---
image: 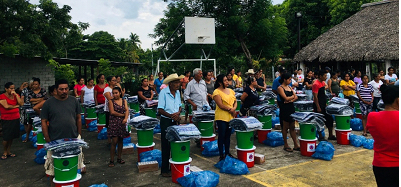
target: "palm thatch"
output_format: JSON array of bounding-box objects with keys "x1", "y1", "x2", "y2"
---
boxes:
[{"x1": 293, "y1": 0, "x2": 399, "y2": 63}]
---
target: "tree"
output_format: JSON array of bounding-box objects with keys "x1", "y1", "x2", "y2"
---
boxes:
[
  {"x1": 0, "y1": 0, "x2": 86, "y2": 60},
  {"x1": 151, "y1": 0, "x2": 288, "y2": 71},
  {"x1": 47, "y1": 59, "x2": 75, "y2": 83}
]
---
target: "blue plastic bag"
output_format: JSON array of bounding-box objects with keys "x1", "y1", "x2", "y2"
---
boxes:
[
  {"x1": 275, "y1": 109, "x2": 280, "y2": 116},
  {"x1": 123, "y1": 137, "x2": 131, "y2": 143},
  {"x1": 81, "y1": 115, "x2": 85, "y2": 126},
  {"x1": 89, "y1": 184, "x2": 108, "y2": 187},
  {"x1": 350, "y1": 118, "x2": 363, "y2": 131},
  {"x1": 202, "y1": 140, "x2": 224, "y2": 157},
  {"x1": 140, "y1": 149, "x2": 162, "y2": 168},
  {"x1": 214, "y1": 156, "x2": 249, "y2": 175},
  {"x1": 316, "y1": 130, "x2": 325, "y2": 139},
  {"x1": 312, "y1": 152, "x2": 334, "y2": 161},
  {"x1": 21, "y1": 131, "x2": 33, "y2": 141},
  {"x1": 97, "y1": 128, "x2": 108, "y2": 140},
  {"x1": 177, "y1": 171, "x2": 220, "y2": 187},
  {"x1": 312, "y1": 141, "x2": 335, "y2": 161},
  {"x1": 87, "y1": 120, "x2": 98, "y2": 132},
  {"x1": 34, "y1": 148, "x2": 47, "y2": 164},
  {"x1": 267, "y1": 131, "x2": 283, "y2": 141},
  {"x1": 363, "y1": 139, "x2": 374, "y2": 150},
  {"x1": 31, "y1": 135, "x2": 37, "y2": 146},
  {"x1": 315, "y1": 141, "x2": 335, "y2": 154},
  {"x1": 263, "y1": 139, "x2": 284, "y2": 147},
  {"x1": 20, "y1": 123, "x2": 25, "y2": 131},
  {"x1": 153, "y1": 124, "x2": 161, "y2": 134},
  {"x1": 349, "y1": 134, "x2": 366, "y2": 147},
  {"x1": 272, "y1": 117, "x2": 280, "y2": 127}
]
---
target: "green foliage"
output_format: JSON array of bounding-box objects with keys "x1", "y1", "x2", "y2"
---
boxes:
[
  {"x1": 0, "y1": 0, "x2": 86, "y2": 60},
  {"x1": 47, "y1": 59, "x2": 75, "y2": 83},
  {"x1": 97, "y1": 58, "x2": 130, "y2": 79},
  {"x1": 152, "y1": 0, "x2": 288, "y2": 71}
]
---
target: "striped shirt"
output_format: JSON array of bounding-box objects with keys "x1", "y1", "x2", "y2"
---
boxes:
[{"x1": 356, "y1": 84, "x2": 374, "y2": 101}]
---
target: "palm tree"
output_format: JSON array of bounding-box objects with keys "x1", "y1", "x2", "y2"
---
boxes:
[{"x1": 129, "y1": 33, "x2": 141, "y2": 50}]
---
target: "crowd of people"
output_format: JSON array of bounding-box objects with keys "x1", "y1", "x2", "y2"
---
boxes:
[{"x1": 0, "y1": 65, "x2": 398, "y2": 186}]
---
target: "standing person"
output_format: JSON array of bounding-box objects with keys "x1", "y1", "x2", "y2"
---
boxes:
[
  {"x1": 313, "y1": 70, "x2": 336, "y2": 141},
  {"x1": 378, "y1": 70, "x2": 386, "y2": 83},
  {"x1": 137, "y1": 78, "x2": 154, "y2": 115},
  {"x1": 154, "y1": 72, "x2": 164, "y2": 95},
  {"x1": 20, "y1": 79, "x2": 33, "y2": 130},
  {"x1": 80, "y1": 78, "x2": 95, "y2": 104},
  {"x1": 367, "y1": 84, "x2": 399, "y2": 187},
  {"x1": 41, "y1": 79, "x2": 85, "y2": 185},
  {"x1": 243, "y1": 69, "x2": 256, "y2": 88},
  {"x1": 108, "y1": 87, "x2": 129, "y2": 167},
  {"x1": 272, "y1": 67, "x2": 292, "y2": 130},
  {"x1": 369, "y1": 74, "x2": 383, "y2": 111},
  {"x1": 349, "y1": 68, "x2": 356, "y2": 81},
  {"x1": 240, "y1": 77, "x2": 260, "y2": 116},
  {"x1": 303, "y1": 70, "x2": 314, "y2": 100},
  {"x1": 259, "y1": 69, "x2": 266, "y2": 82},
  {"x1": 277, "y1": 73, "x2": 300, "y2": 152},
  {"x1": 226, "y1": 73, "x2": 236, "y2": 90},
  {"x1": 356, "y1": 75, "x2": 374, "y2": 136},
  {"x1": 24, "y1": 78, "x2": 47, "y2": 142},
  {"x1": 94, "y1": 74, "x2": 108, "y2": 105},
  {"x1": 204, "y1": 71, "x2": 215, "y2": 104},
  {"x1": 325, "y1": 67, "x2": 331, "y2": 83},
  {"x1": 157, "y1": 74, "x2": 183, "y2": 177},
  {"x1": 235, "y1": 70, "x2": 243, "y2": 88},
  {"x1": 115, "y1": 75, "x2": 125, "y2": 96},
  {"x1": 184, "y1": 68, "x2": 208, "y2": 112},
  {"x1": 384, "y1": 66, "x2": 398, "y2": 85},
  {"x1": 213, "y1": 74, "x2": 237, "y2": 161},
  {"x1": 103, "y1": 76, "x2": 117, "y2": 132},
  {"x1": 296, "y1": 69, "x2": 304, "y2": 90},
  {"x1": 229, "y1": 68, "x2": 237, "y2": 84},
  {"x1": 353, "y1": 70, "x2": 363, "y2": 85},
  {"x1": 148, "y1": 74, "x2": 156, "y2": 94},
  {"x1": 180, "y1": 71, "x2": 190, "y2": 92},
  {"x1": 255, "y1": 71, "x2": 267, "y2": 92},
  {"x1": 0, "y1": 82, "x2": 23, "y2": 160},
  {"x1": 340, "y1": 72, "x2": 356, "y2": 105},
  {"x1": 328, "y1": 72, "x2": 340, "y2": 97},
  {"x1": 73, "y1": 77, "x2": 86, "y2": 98}
]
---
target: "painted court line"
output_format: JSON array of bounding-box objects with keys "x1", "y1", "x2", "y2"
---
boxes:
[
  {"x1": 192, "y1": 153, "x2": 216, "y2": 164},
  {"x1": 243, "y1": 149, "x2": 370, "y2": 186}
]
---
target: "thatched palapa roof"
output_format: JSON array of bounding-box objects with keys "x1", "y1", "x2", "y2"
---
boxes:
[{"x1": 293, "y1": 0, "x2": 399, "y2": 63}]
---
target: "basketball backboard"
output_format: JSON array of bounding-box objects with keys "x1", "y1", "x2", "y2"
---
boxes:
[{"x1": 185, "y1": 17, "x2": 215, "y2": 44}]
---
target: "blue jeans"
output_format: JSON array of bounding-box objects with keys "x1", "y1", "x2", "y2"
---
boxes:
[
  {"x1": 304, "y1": 90, "x2": 313, "y2": 101},
  {"x1": 216, "y1": 120, "x2": 231, "y2": 156}
]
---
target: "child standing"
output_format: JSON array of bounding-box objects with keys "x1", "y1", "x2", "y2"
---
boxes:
[
  {"x1": 356, "y1": 75, "x2": 374, "y2": 136},
  {"x1": 108, "y1": 87, "x2": 129, "y2": 167}
]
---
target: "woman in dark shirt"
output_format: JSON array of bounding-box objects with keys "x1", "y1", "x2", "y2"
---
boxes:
[
  {"x1": 303, "y1": 70, "x2": 314, "y2": 100},
  {"x1": 138, "y1": 78, "x2": 153, "y2": 115},
  {"x1": 226, "y1": 73, "x2": 236, "y2": 89},
  {"x1": 239, "y1": 77, "x2": 260, "y2": 116},
  {"x1": 255, "y1": 71, "x2": 267, "y2": 92}
]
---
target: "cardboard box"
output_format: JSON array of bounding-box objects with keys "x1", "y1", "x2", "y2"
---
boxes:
[
  {"x1": 138, "y1": 161, "x2": 159, "y2": 173},
  {"x1": 254, "y1": 154, "x2": 265, "y2": 164},
  {"x1": 122, "y1": 147, "x2": 134, "y2": 155}
]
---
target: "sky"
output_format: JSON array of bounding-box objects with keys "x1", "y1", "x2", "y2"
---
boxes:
[{"x1": 30, "y1": 0, "x2": 284, "y2": 50}]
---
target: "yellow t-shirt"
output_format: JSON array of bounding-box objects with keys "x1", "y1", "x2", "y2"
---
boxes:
[
  {"x1": 233, "y1": 74, "x2": 238, "y2": 81},
  {"x1": 236, "y1": 76, "x2": 243, "y2": 87},
  {"x1": 212, "y1": 89, "x2": 236, "y2": 122},
  {"x1": 340, "y1": 80, "x2": 356, "y2": 96}
]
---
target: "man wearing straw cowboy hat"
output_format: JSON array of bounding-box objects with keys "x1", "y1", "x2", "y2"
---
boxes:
[{"x1": 157, "y1": 73, "x2": 184, "y2": 177}]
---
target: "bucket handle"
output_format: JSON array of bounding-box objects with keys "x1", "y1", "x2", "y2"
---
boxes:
[
  {"x1": 200, "y1": 124, "x2": 214, "y2": 131},
  {"x1": 172, "y1": 162, "x2": 189, "y2": 175},
  {"x1": 52, "y1": 163, "x2": 79, "y2": 172}
]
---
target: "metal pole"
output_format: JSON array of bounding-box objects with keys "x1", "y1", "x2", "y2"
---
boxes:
[
  {"x1": 200, "y1": 56, "x2": 203, "y2": 69},
  {"x1": 151, "y1": 44, "x2": 154, "y2": 75}
]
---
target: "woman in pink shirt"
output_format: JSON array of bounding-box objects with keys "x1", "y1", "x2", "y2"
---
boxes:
[
  {"x1": 74, "y1": 78, "x2": 86, "y2": 98},
  {"x1": 367, "y1": 84, "x2": 399, "y2": 187}
]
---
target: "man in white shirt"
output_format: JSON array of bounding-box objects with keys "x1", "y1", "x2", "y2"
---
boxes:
[{"x1": 184, "y1": 68, "x2": 208, "y2": 111}]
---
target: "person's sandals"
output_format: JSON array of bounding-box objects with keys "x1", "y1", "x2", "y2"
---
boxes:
[
  {"x1": 226, "y1": 153, "x2": 236, "y2": 159},
  {"x1": 283, "y1": 147, "x2": 293, "y2": 152},
  {"x1": 328, "y1": 136, "x2": 337, "y2": 140},
  {"x1": 22, "y1": 139, "x2": 28, "y2": 143},
  {"x1": 318, "y1": 137, "x2": 327, "y2": 141},
  {"x1": 362, "y1": 133, "x2": 368, "y2": 136},
  {"x1": 7, "y1": 153, "x2": 16, "y2": 158},
  {"x1": 80, "y1": 167, "x2": 87, "y2": 174},
  {"x1": 1, "y1": 154, "x2": 7, "y2": 160},
  {"x1": 293, "y1": 147, "x2": 301, "y2": 151},
  {"x1": 117, "y1": 158, "x2": 125, "y2": 164},
  {"x1": 219, "y1": 155, "x2": 225, "y2": 162},
  {"x1": 108, "y1": 161, "x2": 115, "y2": 167}
]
